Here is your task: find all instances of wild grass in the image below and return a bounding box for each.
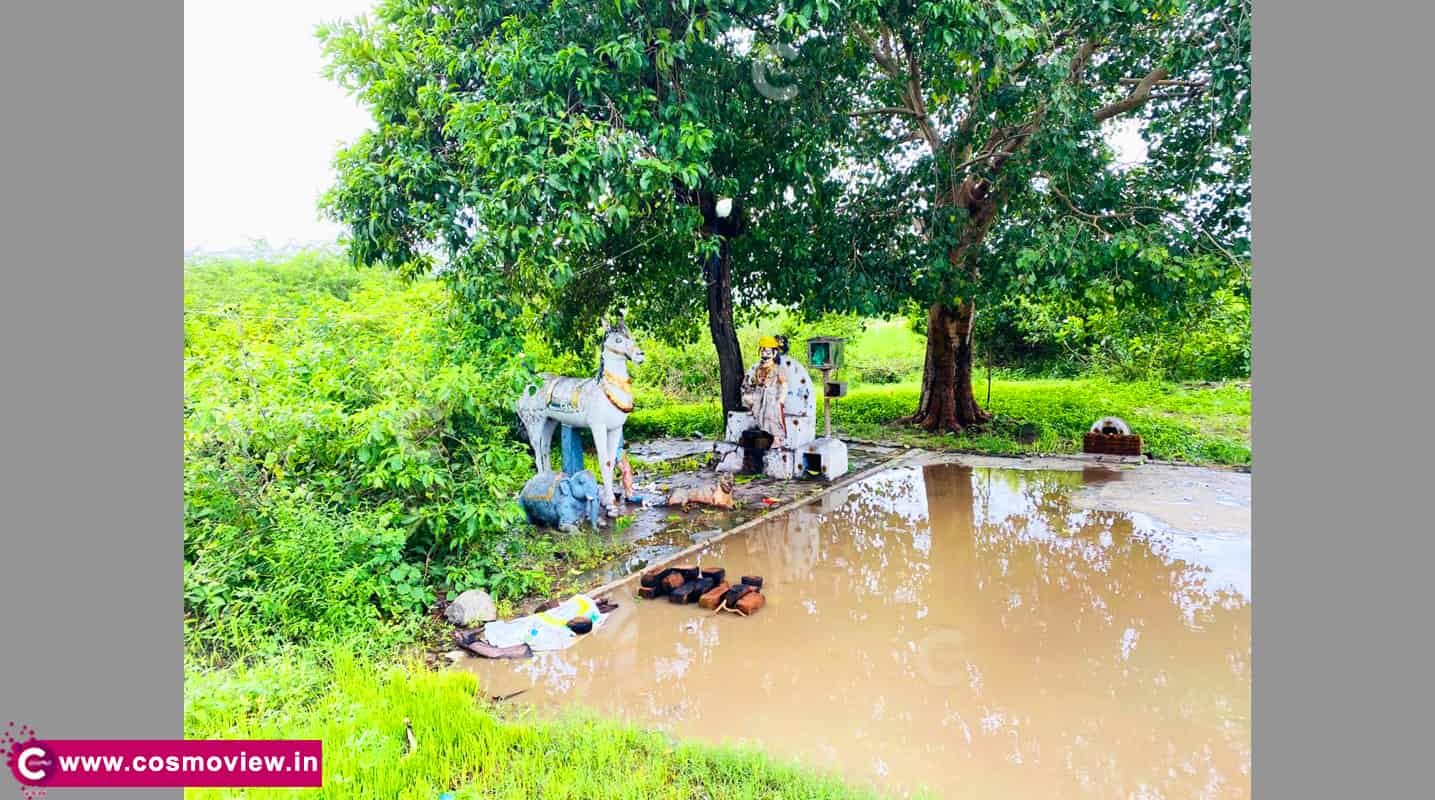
[184,649,889,800]
[629,379,1250,466]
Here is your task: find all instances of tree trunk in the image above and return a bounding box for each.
[910,299,991,432]
[706,239,744,416]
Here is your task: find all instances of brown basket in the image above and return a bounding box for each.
[1083,432,1144,456]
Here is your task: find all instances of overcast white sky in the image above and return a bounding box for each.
[185,0,376,252]
[184,2,1145,253]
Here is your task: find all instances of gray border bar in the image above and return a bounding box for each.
[0,3,183,792]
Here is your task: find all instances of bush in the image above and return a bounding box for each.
[185,255,556,656]
[987,257,1252,381]
[626,401,723,439]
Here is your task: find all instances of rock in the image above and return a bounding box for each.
[444,649,469,663]
[445,589,497,626]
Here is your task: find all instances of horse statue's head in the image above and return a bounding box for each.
[602,314,645,365]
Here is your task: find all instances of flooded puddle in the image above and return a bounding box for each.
[464,463,1251,798]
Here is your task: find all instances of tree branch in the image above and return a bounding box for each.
[1068,39,1098,84]
[1094,67,1171,121]
[1118,77,1206,88]
[1039,176,1133,223]
[853,24,901,78]
[847,106,923,118]
[899,28,942,155]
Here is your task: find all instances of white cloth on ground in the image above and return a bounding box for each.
[481,594,607,652]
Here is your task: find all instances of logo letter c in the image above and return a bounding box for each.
[17,746,49,781]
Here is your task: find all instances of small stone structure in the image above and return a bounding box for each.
[1082,416,1144,456]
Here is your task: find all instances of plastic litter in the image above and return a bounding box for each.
[482,594,607,651]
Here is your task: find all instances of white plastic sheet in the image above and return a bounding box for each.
[481,594,607,651]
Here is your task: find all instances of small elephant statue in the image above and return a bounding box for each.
[519,470,602,530]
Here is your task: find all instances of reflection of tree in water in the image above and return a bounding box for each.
[921,462,1251,799]
[745,464,1250,797]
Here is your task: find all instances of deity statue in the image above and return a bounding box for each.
[740,335,790,448]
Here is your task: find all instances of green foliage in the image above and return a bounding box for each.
[185,650,887,800]
[185,254,575,656]
[318,0,1250,421]
[625,296,1246,402]
[632,379,1249,466]
[627,401,723,440]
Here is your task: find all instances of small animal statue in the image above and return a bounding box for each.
[519,470,602,530]
[665,472,736,510]
[516,315,645,517]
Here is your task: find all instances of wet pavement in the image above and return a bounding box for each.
[464,457,1251,798]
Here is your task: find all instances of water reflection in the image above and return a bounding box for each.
[465,463,1251,798]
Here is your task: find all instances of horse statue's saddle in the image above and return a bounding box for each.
[544,376,590,413]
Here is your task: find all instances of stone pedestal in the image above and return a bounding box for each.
[797,437,848,480]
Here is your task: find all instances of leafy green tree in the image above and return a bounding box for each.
[319,0,847,415]
[754,0,1250,430]
[319,0,1249,432]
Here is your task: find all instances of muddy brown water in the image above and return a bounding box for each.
[463,463,1251,798]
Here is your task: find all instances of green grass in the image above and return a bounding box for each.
[630,378,1250,466]
[185,650,888,800]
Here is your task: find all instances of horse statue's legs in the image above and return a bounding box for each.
[537,418,560,473]
[521,411,558,475]
[589,424,620,517]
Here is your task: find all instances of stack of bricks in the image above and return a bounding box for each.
[1082,431,1144,456]
[638,564,766,615]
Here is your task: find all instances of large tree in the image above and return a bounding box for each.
[319,0,1249,432]
[772,0,1250,430]
[319,0,853,415]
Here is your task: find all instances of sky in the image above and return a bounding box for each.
[184,2,1146,254]
[184,0,376,253]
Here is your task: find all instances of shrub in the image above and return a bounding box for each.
[185,255,554,656]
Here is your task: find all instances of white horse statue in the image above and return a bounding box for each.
[516,316,645,517]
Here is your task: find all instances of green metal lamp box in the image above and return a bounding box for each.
[805,336,846,370]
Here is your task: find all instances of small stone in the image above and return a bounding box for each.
[444,589,497,626]
[444,649,468,663]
